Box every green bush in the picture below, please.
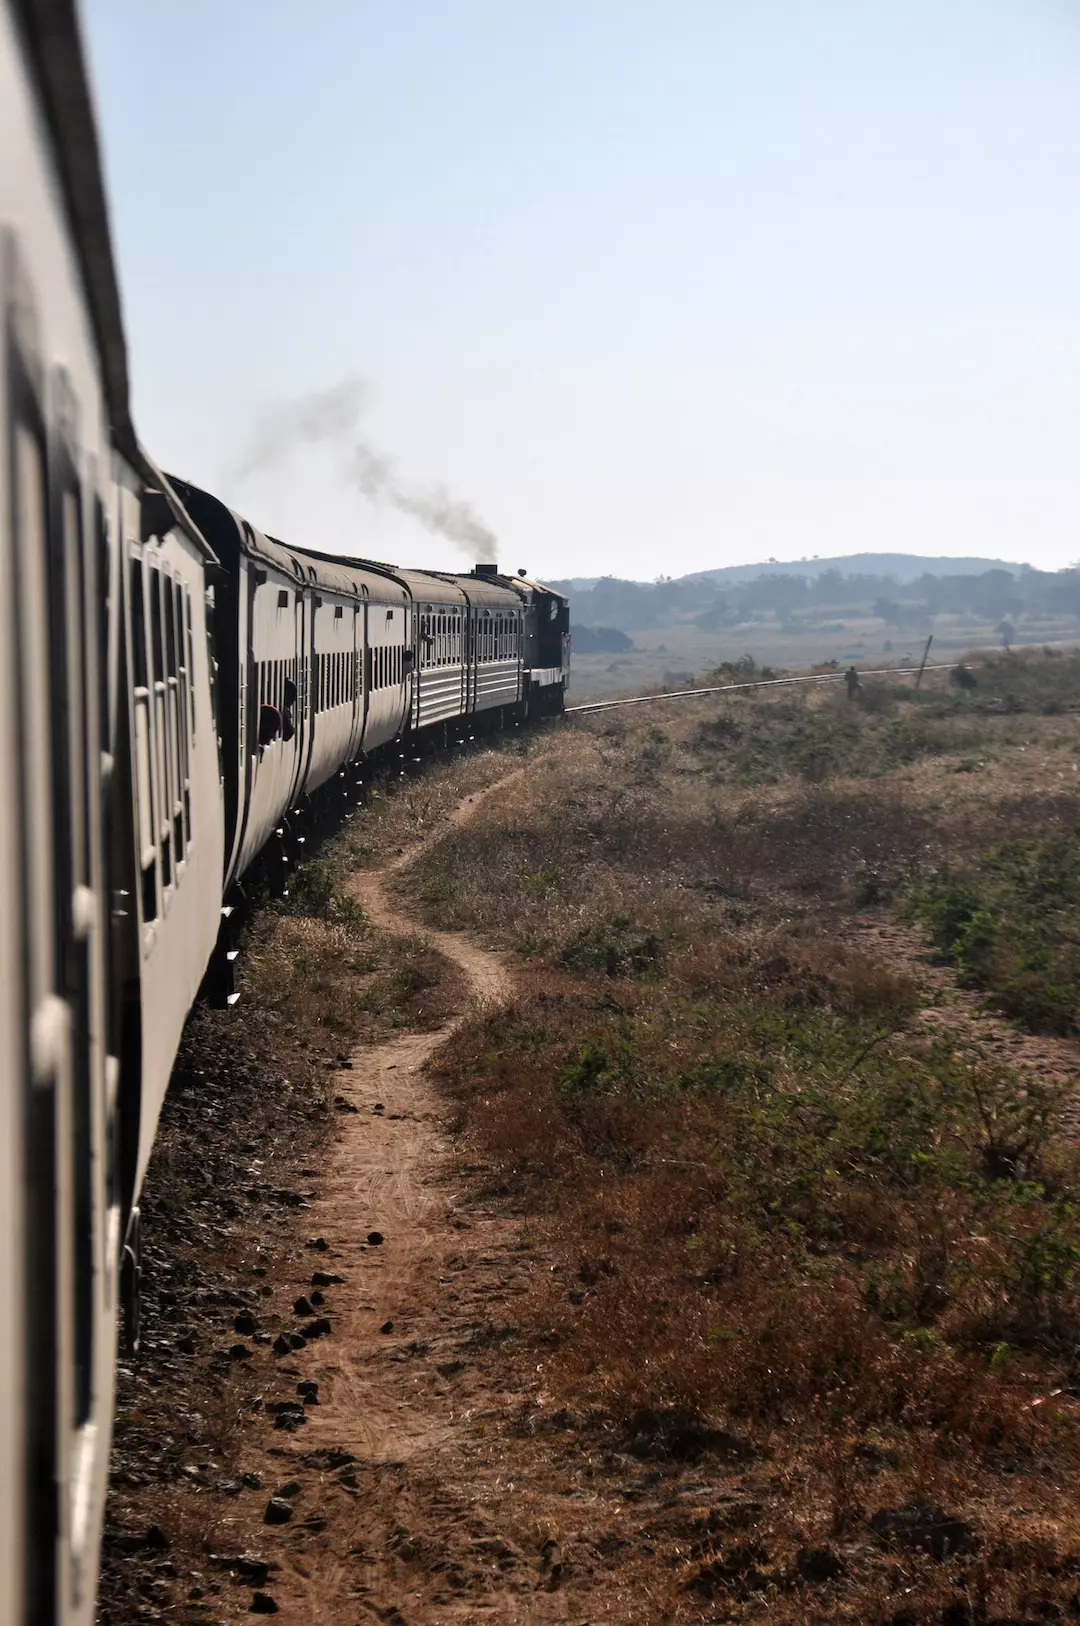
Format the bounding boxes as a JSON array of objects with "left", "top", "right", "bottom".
[{"left": 912, "top": 833, "right": 1080, "bottom": 1035}]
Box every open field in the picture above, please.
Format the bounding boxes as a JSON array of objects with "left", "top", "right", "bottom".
[
  {"left": 402, "top": 649, "right": 1080, "bottom": 1620},
  {"left": 99, "top": 652, "right": 1080, "bottom": 1624},
  {"left": 571, "top": 616, "right": 1080, "bottom": 700}
]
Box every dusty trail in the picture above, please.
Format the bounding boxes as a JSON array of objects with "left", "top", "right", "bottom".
[{"left": 222, "top": 769, "right": 578, "bottom": 1624}]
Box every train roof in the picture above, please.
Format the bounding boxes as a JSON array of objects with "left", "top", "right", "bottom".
[{"left": 273, "top": 539, "right": 407, "bottom": 602}]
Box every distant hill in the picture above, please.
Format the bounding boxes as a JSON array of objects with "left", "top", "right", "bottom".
[
  {"left": 548, "top": 554, "right": 1078, "bottom": 639},
  {"left": 548, "top": 554, "right": 1021, "bottom": 594}
]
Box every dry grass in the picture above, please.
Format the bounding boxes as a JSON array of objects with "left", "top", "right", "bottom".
[{"left": 411, "top": 653, "right": 1080, "bottom": 1621}]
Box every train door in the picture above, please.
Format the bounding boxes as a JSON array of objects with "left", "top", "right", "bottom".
[
  {"left": 286, "top": 586, "right": 307, "bottom": 808},
  {"left": 464, "top": 605, "right": 477, "bottom": 713},
  {"left": 359, "top": 596, "right": 371, "bottom": 750}
]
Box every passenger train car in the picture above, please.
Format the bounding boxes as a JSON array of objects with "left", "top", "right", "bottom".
[{"left": 0, "top": 4, "right": 570, "bottom": 1622}]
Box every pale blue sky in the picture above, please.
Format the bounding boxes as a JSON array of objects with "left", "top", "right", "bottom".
[{"left": 83, "top": 1, "right": 1080, "bottom": 579}]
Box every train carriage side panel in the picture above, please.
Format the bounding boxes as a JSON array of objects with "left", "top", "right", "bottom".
[
  {"left": 360, "top": 590, "right": 411, "bottom": 755},
  {"left": 301, "top": 564, "right": 363, "bottom": 795},
  {"left": 124, "top": 497, "right": 224, "bottom": 1198},
  {"left": 447, "top": 571, "right": 523, "bottom": 716},
  {"left": 393, "top": 570, "right": 468, "bottom": 732},
  {"left": 0, "top": 4, "right": 136, "bottom": 1614},
  {"left": 234, "top": 551, "right": 308, "bottom": 879}
]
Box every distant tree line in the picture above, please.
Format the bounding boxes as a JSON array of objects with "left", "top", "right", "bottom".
[{"left": 562, "top": 566, "right": 1080, "bottom": 636}]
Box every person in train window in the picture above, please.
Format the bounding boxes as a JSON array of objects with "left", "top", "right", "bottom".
[
  {"left": 281, "top": 676, "right": 297, "bottom": 742},
  {"left": 258, "top": 703, "right": 282, "bottom": 748}
]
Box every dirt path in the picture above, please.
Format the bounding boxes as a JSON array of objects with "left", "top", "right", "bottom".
[{"left": 210, "top": 770, "right": 589, "bottom": 1623}]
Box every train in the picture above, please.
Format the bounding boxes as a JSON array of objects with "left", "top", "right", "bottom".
[{"left": 0, "top": 3, "right": 570, "bottom": 1623}]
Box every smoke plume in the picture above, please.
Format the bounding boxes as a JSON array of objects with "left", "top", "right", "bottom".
[{"left": 227, "top": 375, "right": 498, "bottom": 562}]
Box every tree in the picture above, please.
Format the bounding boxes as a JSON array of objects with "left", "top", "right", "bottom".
[{"left": 997, "top": 619, "right": 1015, "bottom": 649}]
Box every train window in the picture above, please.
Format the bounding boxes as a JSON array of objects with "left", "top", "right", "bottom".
[
  {"left": 186, "top": 591, "right": 197, "bottom": 737},
  {"left": 151, "top": 569, "right": 176, "bottom": 889},
  {"left": 173, "top": 579, "right": 191, "bottom": 851},
  {"left": 162, "top": 576, "right": 184, "bottom": 863},
  {"left": 129, "top": 555, "right": 157, "bottom": 924}
]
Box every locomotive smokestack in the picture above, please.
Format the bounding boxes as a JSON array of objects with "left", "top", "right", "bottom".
[{"left": 473, "top": 562, "right": 498, "bottom": 578}]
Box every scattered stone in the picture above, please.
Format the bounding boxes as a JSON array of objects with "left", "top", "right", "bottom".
[
  {"left": 437, "top": 1360, "right": 466, "bottom": 1380},
  {"left": 334, "top": 1095, "right": 358, "bottom": 1112},
  {"left": 229, "top": 1344, "right": 252, "bottom": 1361},
  {"left": 380, "top": 1320, "right": 394, "bottom": 1335},
  {"left": 277, "top": 1481, "right": 303, "bottom": 1499},
  {"left": 144, "top": 1525, "right": 170, "bottom": 1552},
  {"left": 367, "top": 1232, "right": 384, "bottom": 1247},
  {"left": 301, "top": 1317, "right": 332, "bottom": 1340},
  {"left": 234, "top": 1311, "right": 258, "bottom": 1337},
  {"left": 177, "top": 1334, "right": 196, "bottom": 1355},
  {"left": 869, "top": 1506, "right": 976, "bottom": 1560},
  {"left": 311, "top": 1271, "right": 344, "bottom": 1287},
  {"left": 297, "top": 1380, "right": 319, "bottom": 1403},
  {"left": 263, "top": 1498, "right": 293, "bottom": 1526},
  {"left": 795, "top": 1545, "right": 846, "bottom": 1582},
  {"left": 250, "top": 1591, "right": 279, "bottom": 1613},
  {"left": 310, "top": 1290, "right": 325, "bottom": 1307},
  {"left": 241, "top": 1473, "right": 263, "bottom": 1490},
  {"left": 372, "top": 1103, "right": 384, "bottom": 1113},
  {"left": 273, "top": 1408, "right": 307, "bottom": 1432},
  {"left": 271, "top": 1334, "right": 292, "bottom": 1357},
  {"left": 288, "top": 1332, "right": 308, "bottom": 1351},
  {"left": 306, "top": 1237, "right": 329, "bottom": 1252},
  {"left": 302, "top": 1516, "right": 329, "bottom": 1532},
  {"left": 293, "top": 1296, "right": 316, "bottom": 1317},
  {"left": 231, "top": 1556, "right": 274, "bottom": 1586}
]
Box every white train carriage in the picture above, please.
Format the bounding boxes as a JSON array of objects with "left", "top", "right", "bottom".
[
  {"left": 123, "top": 485, "right": 224, "bottom": 1196},
  {"left": 396, "top": 570, "right": 469, "bottom": 733},
  {"left": 465, "top": 568, "right": 525, "bottom": 716},
  {"left": 1, "top": 5, "right": 221, "bottom": 1621},
  {"left": 356, "top": 574, "right": 411, "bottom": 757}
]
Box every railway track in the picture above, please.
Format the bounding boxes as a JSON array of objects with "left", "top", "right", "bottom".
[{"left": 563, "top": 659, "right": 969, "bottom": 715}]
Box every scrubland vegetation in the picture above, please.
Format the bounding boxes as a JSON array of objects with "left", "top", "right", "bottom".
[{"left": 407, "top": 651, "right": 1080, "bottom": 1620}]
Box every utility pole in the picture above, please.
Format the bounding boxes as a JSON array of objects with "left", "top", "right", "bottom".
[{"left": 915, "top": 634, "right": 934, "bottom": 689}]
